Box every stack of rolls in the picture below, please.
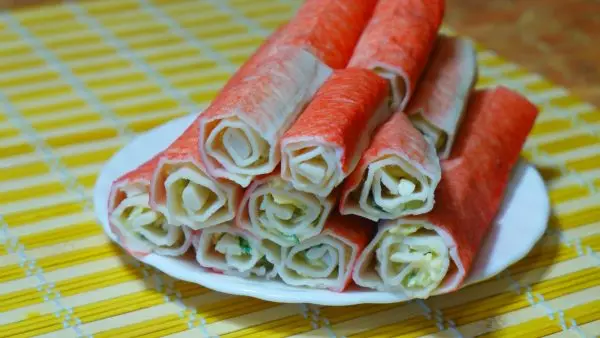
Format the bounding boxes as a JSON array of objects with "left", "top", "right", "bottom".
[{"left": 107, "top": 0, "right": 538, "bottom": 299}]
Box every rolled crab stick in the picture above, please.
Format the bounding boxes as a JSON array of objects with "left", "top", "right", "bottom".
[
  {"left": 197, "top": 0, "right": 378, "bottom": 187},
  {"left": 279, "top": 213, "right": 375, "bottom": 292},
  {"left": 348, "top": 0, "right": 445, "bottom": 110},
  {"left": 274, "top": 0, "right": 379, "bottom": 69},
  {"left": 193, "top": 224, "right": 282, "bottom": 279},
  {"left": 352, "top": 87, "right": 539, "bottom": 299},
  {"left": 198, "top": 47, "right": 332, "bottom": 187},
  {"left": 108, "top": 157, "right": 192, "bottom": 257},
  {"left": 236, "top": 168, "right": 336, "bottom": 247},
  {"left": 407, "top": 35, "right": 478, "bottom": 159},
  {"left": 280, "top": 68, "right": 392, "bottom": 197},
  {"left": 339, "top": 112, "right": 441, "bottom": 221},
  {"left": 149, "top": 119, "right": 242, "bottom": 230}
]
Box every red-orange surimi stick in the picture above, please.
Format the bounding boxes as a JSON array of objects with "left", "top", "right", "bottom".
[
  {"left": 353, "top": 86, "right": 538, "bottom": 299},
  {"left": 149, "top": 119, "right": 243, "bottom": 230},
  {"left": 407, "top": 35, "right": 478, "bottom": 159},
  {"left": 349, "top": 0, "right": 445, "bottom": 110},
  {"left": 339, "top": 112, "right": 441, "bottom": 221},
  {"left": 276, "top": 0, "right": 379, "bottom": 69},
  {"left": 236, "top": 168, "right": 336, "bottom": 247},
  {"left": 280, "top": 68, "right": 391, "bottom": 197},
  {"left": 108, "top": 157, "right": 192, "bottom": 257},
  {"left": 279, "top": 213, "right": 375, "bottom": 292},
  {"left": 198, "top": 46, "right": 332, "bottom": 187},
  {"left": 197, "top": 0, "right": 378, "bottom": 187}
]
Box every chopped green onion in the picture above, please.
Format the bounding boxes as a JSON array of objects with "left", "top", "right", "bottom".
[{"left": 238, "top": 237, "right": 251, "bottom": 255}]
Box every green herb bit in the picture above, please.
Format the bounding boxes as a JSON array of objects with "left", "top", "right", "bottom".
[
  {"left": 238, "top": 237, "right": 252, "bottom": 255},
  {"left": 289, "top": 234, "right": 300, "bottom": 244},
  {"left": 405, "top": 270, "right": 418, "bottom": 284},
  {"left": 291, "top": 207, "right": 306, "bottom": 219}
]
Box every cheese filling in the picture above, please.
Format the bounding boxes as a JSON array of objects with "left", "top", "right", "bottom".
[
  {"left": 248, "top": 178, "right": 332, "bottom": 247},
  {"left": 374, "top": 224, "right": 450, "bottom": 298},
  {"left": 196, "top": 225, "right": 279, "bottom": 278}
]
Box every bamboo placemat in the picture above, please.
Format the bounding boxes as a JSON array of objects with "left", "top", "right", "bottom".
[{"left": 0, "top": 0, "right": 599, "bottom": 337}]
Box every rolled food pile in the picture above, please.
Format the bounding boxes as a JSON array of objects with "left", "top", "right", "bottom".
[
  {"left": 352, "top": 87, "right": 538, "bottom": 298},
  {"left": 198, "top": 0, "right": 378, "bottom": 187},
  {"left": 106, "top": 0, "right": 540, "bottom": 300}
]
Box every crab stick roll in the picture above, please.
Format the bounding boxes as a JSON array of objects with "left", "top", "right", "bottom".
[
  {"left": 407, "top": 36, "right": 478, "bottom": 159},
  {"left": 108, "top": 158, "right": 192, "bottom": 257},
  {"left": 150, "top": 120, "right": 242, "bottom": 230},
  {"left": 276, "top": 0, "right": 378, "bottom": 69},
  {"left": 348, "top": 0, "right": 445, "bottom": 110},
  {"left": 353, "top": 87, "right": 539, "bottom": 299},
  {"left": 279, "top": 213, "right": 375, "bottom": 292},
  {"left": 199, "top": 47, "right": 332, "bottom": 187},
  {"left": 339, "top": 113, "right": 441, "bottom": 221},
  {"left": 281, "top": 68, "right": 391, "bottom": 197},
  {"left": 194, "top": 224, "right": 281, "bottom": 279},
  {"left": 237, "top": 169, "right": 336, "bottom": 247}
]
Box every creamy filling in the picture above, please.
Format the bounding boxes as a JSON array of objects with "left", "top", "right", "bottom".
[
  {"left": 249, "top": 178, "right": 330, "bottom": 247},
  {"left": 280, "top": 236, "right": 352, "bottom": 289},
  {"left": 283, "top": 143, "right": 341, "bottom": 197},
  {"left": 374, "top": 224, "right": 450, "bottom": 298},
  {"left": 353, "top": 156, "right": 431, "bottom": 220},
  {"left": 410, "top": 114, "right": 448, "bottom": 153},
  {"left": 111, "top": 192, "right": 185, "bottom": 254},
  {"left": 205, "top": 117, "right": 270, "bottom": 177},
  {"left": 196, "top": 226, "right": 278, "bottom": 278},
  {"left": 164, "top": 166, "right": 230, "bottom": 229}
]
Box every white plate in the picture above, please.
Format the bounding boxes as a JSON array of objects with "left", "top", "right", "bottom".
[{"left": 94, "top": 114, "right": 550, "bottom": 306}]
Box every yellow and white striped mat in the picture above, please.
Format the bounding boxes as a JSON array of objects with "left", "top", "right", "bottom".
[{"left": 0, "top": 0, "right": 598, "bottom": 337}]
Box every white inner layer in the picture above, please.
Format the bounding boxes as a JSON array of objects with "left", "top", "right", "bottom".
[
  {"left": 353, "top": 156, "right": 433, "bottom": 221},
  {"left": 196, "top": 225, "right": 278, "bottom": 279},
  {"left": 279, "top": 236, "right": 351, "bottom": 290},
  {"left": 207, "top": 117, "right": 270, "bottom": 173},
  {"left": 283, "top": 143, "right": 341, "bottom": 197},
  {"left": 410, "top": 114, "right": 447, "bottom": 153},
  {"left": 373, "top": 66, "right": 408, "bottom": 110},
  {"left": 111, "top": 191, "right": 187, "bottom": 256},
  {"left": 202, "top": 48, "right": 333, "bottom": 187},
  {"left": 354, "top": 223, "right": 450, "bottom": 299},
  {"left": 164, "top": 166, "right": 231, "bottom": 230},
  {"left": 282, "top": 94, "right": 391, "bottom": 198},
  {"left": 248, "top": 178, "right": 332, "bottom": 247}
]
